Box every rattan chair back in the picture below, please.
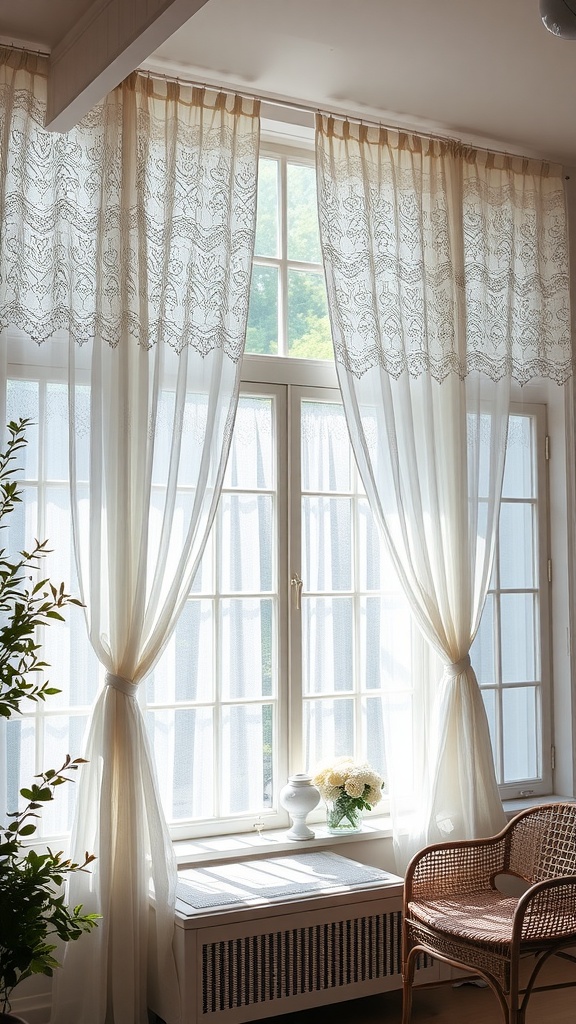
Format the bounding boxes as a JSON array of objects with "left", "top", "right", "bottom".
[
  {"left": 505, "top": 802, "right": 576, "bottom": 882},
  {"left": 402, "top": 802, "right": 576, "bottom": 1024}
]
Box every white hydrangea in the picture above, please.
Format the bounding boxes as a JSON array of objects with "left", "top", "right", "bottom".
[{"left": 312, "top": 757, "right": 384, "bottom": 806}]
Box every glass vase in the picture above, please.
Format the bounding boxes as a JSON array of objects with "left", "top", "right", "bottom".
[{"left": 325, "top": 794, "right": 363, "bottom": 834}]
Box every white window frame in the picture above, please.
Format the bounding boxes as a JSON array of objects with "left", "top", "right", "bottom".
[{"left": 2, "top": 131, "right": 570, "bottom": 842}]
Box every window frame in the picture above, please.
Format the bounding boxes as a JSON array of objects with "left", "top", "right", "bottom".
[
  {"left": 1, "top": 133, "right": 566, "bottom": 841},
  {"left": 476, "top": 400, "right": 553, "bottom": 800}
]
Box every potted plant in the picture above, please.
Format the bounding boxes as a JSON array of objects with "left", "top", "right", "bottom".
[{"left": 0, "top": 419, "right": 98, "bottom": 1023}]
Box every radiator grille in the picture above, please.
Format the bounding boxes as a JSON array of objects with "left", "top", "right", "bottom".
[{"left": 202, "top": 911, "right": 402, "bottom": 1014}]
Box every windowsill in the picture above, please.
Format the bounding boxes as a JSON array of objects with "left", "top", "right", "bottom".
[
  {"left": 502, "top": 793, "right": 574, "bottom": 818},
  {"left": 173, "top": 815, "right": 394, "bottom": 868},
  {"left": 173, "top": 795, "right": 575, "bottom": 869}
]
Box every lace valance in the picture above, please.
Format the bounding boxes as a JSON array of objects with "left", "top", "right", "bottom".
[
  {"left": 0, "top": 49, "right": 260, "bottom": 359},
  {"left": 316, "top": 114, "right": 572, "bottom": 385}
]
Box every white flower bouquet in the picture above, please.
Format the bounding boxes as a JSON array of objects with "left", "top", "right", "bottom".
[{"left": 312, "top": 757, "right": 384, "bottom": 832}]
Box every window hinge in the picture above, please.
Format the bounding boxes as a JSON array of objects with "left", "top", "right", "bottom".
[
  {"left": 548, "top": 559, "right": 552, "bottom": 583},
  {"left": 545, "top": 435, "right": 550, "bottom": 460},
  {"left": 551, "top": 745, "right": 556, "bottom": 771}
]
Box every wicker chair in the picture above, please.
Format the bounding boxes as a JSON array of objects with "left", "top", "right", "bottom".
[{"left": 402, "top": 803, "right": 576, "bottom": 1024}]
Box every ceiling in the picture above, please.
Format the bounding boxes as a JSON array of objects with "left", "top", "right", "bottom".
[{"left": 2, "top": 0, "right": 576, "bottom": 164}]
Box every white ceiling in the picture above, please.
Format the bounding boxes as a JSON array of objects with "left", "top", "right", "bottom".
[{"left": 2, "top": 0, "right": 576, "bottom": 164}]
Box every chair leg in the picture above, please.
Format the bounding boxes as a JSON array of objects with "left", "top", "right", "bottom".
[{"left": 401, "top": 949, "right": 416, "bottom": 1024}]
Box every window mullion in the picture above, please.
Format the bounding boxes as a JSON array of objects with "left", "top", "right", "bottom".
[{"left": 279, "top": 156, "right": 288, "bottom": 356}]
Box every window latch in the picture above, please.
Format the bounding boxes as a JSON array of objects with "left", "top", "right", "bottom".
[{"left": 290, "top": 573, "right": 303, "bottom": 610}]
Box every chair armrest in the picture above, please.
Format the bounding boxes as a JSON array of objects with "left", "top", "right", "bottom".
[
  {"left": 513, "top": 875, "right": 576, "bottom": 944},
  {"left": 405, "top": 833, "right": 508, "bottom": 904}
]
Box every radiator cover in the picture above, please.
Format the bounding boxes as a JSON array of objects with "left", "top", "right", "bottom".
[
  {"left": 202, "top": 911, "right": 403, "bottom": 1014},
  {"left": 164, "top": 856, "right": 437, "bottom": 1024}
]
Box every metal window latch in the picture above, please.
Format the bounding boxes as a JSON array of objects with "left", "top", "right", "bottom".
[{"left": 290, "top": 573, "right": 303, "bottom": 610}]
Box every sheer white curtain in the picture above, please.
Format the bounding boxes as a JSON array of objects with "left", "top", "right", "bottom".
[
  {"left": 316, "top": 116, "right": 571, "bottom": 865},
  {"left": 0, "top": 49, "right": 260, "bottom": 1023}
]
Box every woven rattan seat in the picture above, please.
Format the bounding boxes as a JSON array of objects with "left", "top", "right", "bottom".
[{"left": 402, "top": 803, "right": 576, "bottom": 1024}]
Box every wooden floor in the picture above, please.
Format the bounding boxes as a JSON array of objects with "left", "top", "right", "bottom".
[{"left": 257, "top": 956, "right": 576, "bottom": 1023}]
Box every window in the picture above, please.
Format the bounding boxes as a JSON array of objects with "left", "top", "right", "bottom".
[
  {"left": 472, "top": 405, "right": 551, "bottom": 797},
  {"left": 246, "top": 149, "right": 332, "bottom": 359},
  {"left": 1, "top": 145, "right": 556, "bottom": 840},
  {"left": 2, "top": 374, "right": 98, "bottom": 835}
]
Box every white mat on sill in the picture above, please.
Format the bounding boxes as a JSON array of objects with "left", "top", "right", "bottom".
[{"left": 176, "top": 851, "right": 393, "bottom": 911}]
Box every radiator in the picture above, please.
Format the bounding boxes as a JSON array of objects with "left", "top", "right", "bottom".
[{"left": 166, "top": 861, "right": 437, "bottom": 1024}]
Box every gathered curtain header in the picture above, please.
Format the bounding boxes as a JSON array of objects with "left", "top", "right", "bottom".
[
  {"left": 316, "top": 113, "right": 572, "bottom": 385},
  {"left": 0, "top": 48, "right": 260, "bottom": 358}
]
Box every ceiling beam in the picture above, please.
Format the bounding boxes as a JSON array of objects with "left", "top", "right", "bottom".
[{"left": 46, "top": 0, "right": 209, "bottom": 132}]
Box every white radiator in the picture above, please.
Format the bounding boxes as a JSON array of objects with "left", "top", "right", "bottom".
[{"left": 158, "top": 853, "right": 437, "bottom": 1024}]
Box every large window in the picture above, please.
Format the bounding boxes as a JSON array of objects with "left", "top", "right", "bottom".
[{"left": 1, "top": 146, "right": 554, "bottom": 840}]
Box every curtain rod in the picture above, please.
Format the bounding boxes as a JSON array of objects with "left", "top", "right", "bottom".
[
  {"left": 139, "top": 66, "right": 468, "bottom": 147},
  {"left": 0, "top": 39, "right": 50, "bottom": 57},
  {"left": 138, "top": 66, "right": 560, "bottom": 164}
]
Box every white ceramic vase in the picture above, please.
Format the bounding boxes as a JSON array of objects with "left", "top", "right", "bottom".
[{"left": 279, "top": 773, "right": 321, "bottom": 840}]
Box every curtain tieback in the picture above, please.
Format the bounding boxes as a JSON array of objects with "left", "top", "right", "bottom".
[
  {"left": 105, "top": 672, "right": 137, "bottom": 697},
  {"left": 445, "top": 655, "right": 471, "bottom": 678}
]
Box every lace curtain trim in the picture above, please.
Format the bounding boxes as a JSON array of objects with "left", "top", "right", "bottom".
[
  {"left": 0, "top": 54, "right": 260, "bottom": 358},
  {"left": 316, "top": 114, "right": 572, "bottom": 385}
]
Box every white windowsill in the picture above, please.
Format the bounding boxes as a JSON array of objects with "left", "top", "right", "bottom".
[
  {"left": 173, "top": 815, "right": 394, "bottom": 868},
  {"left": 502, "top": 793, "right": 574, "bottom": 817},
  {"left": 173, "top": 795, "right": 575, "bottom": 869}
]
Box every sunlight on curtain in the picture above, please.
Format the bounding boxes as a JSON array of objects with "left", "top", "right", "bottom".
[
  {"left": 315, "top": 115, "right": 571, "bottom": 867},
  {"left": 0, "top": 48, "right": 260, "bottom": 1024}
]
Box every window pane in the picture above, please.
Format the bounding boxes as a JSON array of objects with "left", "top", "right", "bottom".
[
  {"left": 364, "top": 695, "right": 386, "bottom": 786},
  {"left": 221, "top": 598, "right": 274, "bottom": 699},
  {"left": 304, "top": 698, "right": 354, "bottom": 769},
  {"left": 146, "top": 600, "right": 214, "bottom": 704},
  {"left": 287, "top": 162, "right": 321, "bottom": 263},
  {"left": 502, "top": 415, "right": 534, "bottom": 498},
  {"left": 358, "top": 499, "right": 385, "bottom": 590},
  {"left": 360, "top": 596, "right": 412, "bottom": 691},
  {"left": 301, "top": 402, "right": 351, "bottom": 492},
  {"left": 221, "top": 703, "right": 273, "bottom": 813},
  {"left": 148, "top": 707, "right": 214, "bottom": 822},
  {"left": 302, "top": 496, "right": 352, "bottom": 592},
  {"left": 220, "top": 494, "right": 273, "bottom": 592},
  {"left": 302, "top": 596, "right": 353, "bottom": 694},
  {"left": 472, "top": 594, "right": 496, "bottom": 685},
  {"left": 42, "top": 714, "right": 89, "bottom": 834},
  {"left": 45, "top": 382, "right": 70, "bottom": 480},
  {"left": 501, "top": 593, "right": 537, "bottom": 682},
  {"left": 499, "top": 503, "right": 535, "bottom": 589},
  {"left": 3, "top": 484, "right": 36, "bottom": 570},
  {"left": 246, "top": 265, "right": 278, "bottom": 355},
  {"left": 224, "top": 396, "right": 273, "bottom": 490},
  {"left": 287, "top": 268, "right": 332, "bottom": 359},
  {"left": 255, "top": 158, "right": 279, "bottom": 258},
  {"left": 6, "top": 718, "right": 35, "bottom": 813},
  {"left": 481, "top": 688, "right": 498, "bottom": 778},
  {"left": 42, "top": 603, "right": 100, "bottom": 708},
  {"left": 7, "top": 379, "right": 39, "bottom": 477},
  {"left": 502, "top": 687, "right": 539, "bottom": 782}
]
